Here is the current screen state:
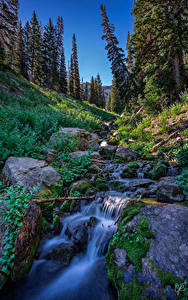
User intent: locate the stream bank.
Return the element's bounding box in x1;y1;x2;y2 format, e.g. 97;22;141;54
0;123;188;300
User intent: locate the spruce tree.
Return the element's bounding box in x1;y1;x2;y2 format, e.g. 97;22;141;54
30;11;42;84
89;76;96;104
106;92;111;111
132;0;188;109
68;54;74;97
84;81;89;101
72;34;80;99
95;73;105;108
111;77;122;114
56;16;67;93
126;31;133;72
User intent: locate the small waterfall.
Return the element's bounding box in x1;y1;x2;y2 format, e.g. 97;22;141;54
103;193;129;218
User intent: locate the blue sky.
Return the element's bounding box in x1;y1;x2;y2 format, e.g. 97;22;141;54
19;0;134;86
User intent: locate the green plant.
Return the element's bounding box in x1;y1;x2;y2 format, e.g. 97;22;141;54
177;147;188;168
0;184;39;275
176;168;188;194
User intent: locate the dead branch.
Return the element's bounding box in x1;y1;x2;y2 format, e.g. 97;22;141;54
34;195;95;204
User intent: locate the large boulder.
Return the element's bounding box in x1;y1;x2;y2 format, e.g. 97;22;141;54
157;177;185;203
49;128;99;151
115;146;136;162
0;202;41;289
2;157;61;191
106;203;188;300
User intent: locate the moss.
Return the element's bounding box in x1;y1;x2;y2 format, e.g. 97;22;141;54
105;202;154;298
52;211;60;230
70;200;77;210
119;201;145;225
37;187;51;199
176;201;188;207
12;229;41;281
148;164;167;180
121;162;139;178
156;268;182;288
95;182;108;192
149;259;182;289
42;217;50;233
60;201;71;212
119;277;143;300
70;180;95;196
51;182;63;198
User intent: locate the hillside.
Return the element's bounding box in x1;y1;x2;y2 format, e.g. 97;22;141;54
0;70;115;170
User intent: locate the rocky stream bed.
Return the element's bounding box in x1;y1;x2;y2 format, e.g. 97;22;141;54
0;125;187;300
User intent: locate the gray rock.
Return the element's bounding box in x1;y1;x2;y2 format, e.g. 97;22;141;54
70;151;101;160
99;141;117;155
49;128;99;151
42;148;58;162
157;177;185;202
114;248;127;268
0;202;41;289
115;146;136;162
129;204;188;280
2;157;61;191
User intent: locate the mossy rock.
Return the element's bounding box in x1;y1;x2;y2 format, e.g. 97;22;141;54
148;164;167;180
70;180;96;195
113;181;127;192
60;201;71;212
121;162;139;178
42;216;50;233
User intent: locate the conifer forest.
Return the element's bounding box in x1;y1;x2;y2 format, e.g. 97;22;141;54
0;1;188;299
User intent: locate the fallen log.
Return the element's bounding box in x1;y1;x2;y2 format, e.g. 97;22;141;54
34;195;95;204
152;123;188;152
128;106;143;125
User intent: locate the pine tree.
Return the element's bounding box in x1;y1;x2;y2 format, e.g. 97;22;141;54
14;21;24;74
72;34;80;99
30;11;42;84
95;73;105;108
42;18;58;88
56;17;67;93
111;77;122;114
89;76;97;104
106;92;111;111
56;16;67;93
132;0;188;109
0;0;19;65
126;31;133;72
84;81;89;101
68;54;74;97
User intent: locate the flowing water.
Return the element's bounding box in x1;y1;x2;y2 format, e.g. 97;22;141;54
1;184;129;300
1;161;158;300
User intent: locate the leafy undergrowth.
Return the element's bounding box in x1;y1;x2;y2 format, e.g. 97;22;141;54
0;70;115;169
113;93;188;161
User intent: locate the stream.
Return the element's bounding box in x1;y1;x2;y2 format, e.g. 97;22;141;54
1;161;158;300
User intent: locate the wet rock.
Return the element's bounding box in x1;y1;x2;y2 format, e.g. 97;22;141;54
44;242;75;265
121;162;140;178
65;219;95;252
157;177;185;202
0;202;41;289
2;157;61;191
148;163;168;180
49;128;99;151
115;147;136;162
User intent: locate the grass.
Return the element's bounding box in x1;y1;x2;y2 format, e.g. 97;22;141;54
113;94;188;160
0;70;115;169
